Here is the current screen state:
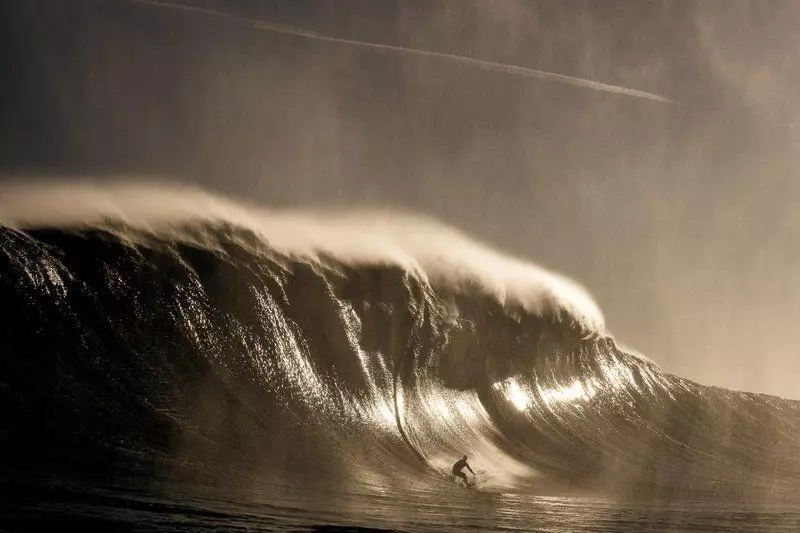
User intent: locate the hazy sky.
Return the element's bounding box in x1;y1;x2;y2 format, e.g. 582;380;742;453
2;0;799;398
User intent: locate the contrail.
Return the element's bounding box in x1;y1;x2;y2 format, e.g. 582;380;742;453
130;0;671;104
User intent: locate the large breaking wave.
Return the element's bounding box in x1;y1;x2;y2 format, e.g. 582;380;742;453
2;184;799;501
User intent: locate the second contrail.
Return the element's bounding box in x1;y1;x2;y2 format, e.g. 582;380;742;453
130;0;671;104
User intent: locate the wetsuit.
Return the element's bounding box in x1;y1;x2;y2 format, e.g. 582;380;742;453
451;458;474;484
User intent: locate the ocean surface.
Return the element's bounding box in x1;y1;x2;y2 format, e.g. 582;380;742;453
2;187;800;531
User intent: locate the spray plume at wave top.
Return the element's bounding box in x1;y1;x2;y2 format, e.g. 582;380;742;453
1;183;799;501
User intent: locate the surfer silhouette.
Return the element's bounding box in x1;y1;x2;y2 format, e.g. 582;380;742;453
452;455;475;486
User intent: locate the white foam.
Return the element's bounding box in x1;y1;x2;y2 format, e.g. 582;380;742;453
0;180;605;334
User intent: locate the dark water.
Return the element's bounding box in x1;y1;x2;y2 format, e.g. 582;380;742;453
2;215;800;531
5;482;800;532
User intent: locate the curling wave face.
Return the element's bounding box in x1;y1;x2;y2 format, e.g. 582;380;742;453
1;184;799;501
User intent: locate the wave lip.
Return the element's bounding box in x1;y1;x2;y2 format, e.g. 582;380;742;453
0;182;604;335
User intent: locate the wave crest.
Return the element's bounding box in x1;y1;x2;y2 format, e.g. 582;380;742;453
0;182;604;335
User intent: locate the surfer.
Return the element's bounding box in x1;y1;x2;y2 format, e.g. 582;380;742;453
452;455;475;486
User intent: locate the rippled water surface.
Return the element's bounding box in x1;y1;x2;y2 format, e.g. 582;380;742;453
6;481;800;532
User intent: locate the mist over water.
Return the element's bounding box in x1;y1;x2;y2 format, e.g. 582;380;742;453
3;0;800;399
2;185;800;531
3;0;799;399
